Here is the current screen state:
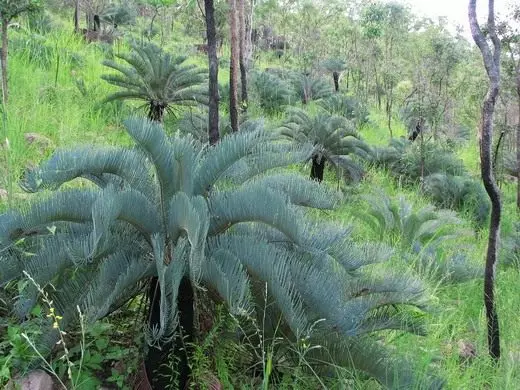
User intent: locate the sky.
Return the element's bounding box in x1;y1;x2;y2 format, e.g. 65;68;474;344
389;0;516;38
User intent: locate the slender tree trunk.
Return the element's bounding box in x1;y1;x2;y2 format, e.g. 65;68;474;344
310;156;325;182
205;0;220;145
469;0;501;362
238;0;248;110
1;17;8;104
229;0;239;132
74;0;80;34
333;71;340;92
516;67;520;210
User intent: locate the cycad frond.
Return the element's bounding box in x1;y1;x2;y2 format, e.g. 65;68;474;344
278;108;371;183
0;118;438;387
423;173;490;227
102;42;208;120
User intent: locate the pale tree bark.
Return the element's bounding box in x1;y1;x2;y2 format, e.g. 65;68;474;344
229;0;239;132
238;0;248;110
468;0;501;361
205;0;220;145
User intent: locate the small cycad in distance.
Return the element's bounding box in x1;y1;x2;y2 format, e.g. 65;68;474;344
278;108;372;183
1;119;441;389
354;191;482;284
101;41;208;122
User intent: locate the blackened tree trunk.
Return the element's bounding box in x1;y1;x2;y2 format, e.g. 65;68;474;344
1;16;8;103
229;0;239;132
146;276;194;389
74;0;80;34
469;0;502;361
238;0;248;110
205;0;220;145
148;102;165;122
310;156;325;182
332;71;340;92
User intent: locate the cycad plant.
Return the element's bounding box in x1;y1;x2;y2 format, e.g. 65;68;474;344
101;42;208;121
251;70;295;114
320;58;347;92
0;118;441;389
278;108;371;183
355;192;481;284
319;94;369;127
288;72;333;104
423;173;490;228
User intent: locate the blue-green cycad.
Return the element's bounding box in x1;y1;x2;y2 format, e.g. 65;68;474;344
319;94;369;127
251;70;295;114
355;192;481;284
1;119;438;388
278;108;371;183
356;192;461;250
177;109;264;143
423;173;490;228
288;73;333;104
101;42;208;121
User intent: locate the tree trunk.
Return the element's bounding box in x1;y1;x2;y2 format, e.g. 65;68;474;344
229;0;239;132
1;16;8;104
145;276;194;389
469;0;501;362
238;0;248;110
148;102;165;122
310;156;325;182
516;67;520;210
332;71;340;92
205;0;220;145
74;0;80;34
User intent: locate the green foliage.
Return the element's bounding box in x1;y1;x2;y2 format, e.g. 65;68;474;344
288;73;333;104
251;70;295;114
0;0;41;22
423;173;490;227
279;108;371;183
354;191;481;284
355;191;461;250
101;41;208;120
318;94;369;126
0;118;439;388
371;138;466;184
501;223;520;268
177;109;264;143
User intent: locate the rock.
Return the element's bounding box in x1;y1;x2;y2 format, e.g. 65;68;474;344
458;339;477;362
8;370;55;390
0;188;7;201
24;133;53;149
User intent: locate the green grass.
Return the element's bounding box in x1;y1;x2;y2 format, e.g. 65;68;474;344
2;18;520;389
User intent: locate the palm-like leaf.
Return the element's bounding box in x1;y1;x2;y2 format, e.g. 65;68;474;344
0;118;440;388
278;108;371;183
101;42;208;121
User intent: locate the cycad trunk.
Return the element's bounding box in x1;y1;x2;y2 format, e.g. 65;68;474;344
205;0;220;145
146;276;194;389
469;0;501;361
310;156;325;182
1;16;8;103
229;0;239;132
148;102;165;122
332;71;340;92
